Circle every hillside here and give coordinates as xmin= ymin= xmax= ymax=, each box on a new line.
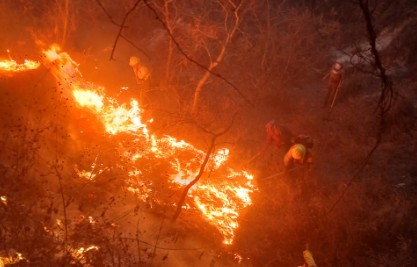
xmin=1 ymin=0 xmax=417 ymax=266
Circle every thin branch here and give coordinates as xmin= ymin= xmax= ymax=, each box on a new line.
xmin=172 ymin=113 xmax=238 ymax=220
xmin=109 ymin=0 xmax=142 ymax=60
xmin=358 ymin=0 xmax=394 ymax=116
xmin=150 ymin=206 xmax=167 ymax=267
xmin=191 ymin=0 xmax=242 ymax=113
xmin=120 ymin=34 xmax=150 ymax=59
xmin=326 ymin=0 xmax=394 ymax=216
xmin=119 ymin=237 xmax=205 ymax=251
xmin=143 ymin=0 xmax=253 ymax=107
xmin=95 ymin=0 xmax=122 ymax=26
xmin=95 ymin=0 xmax=150 ymax=59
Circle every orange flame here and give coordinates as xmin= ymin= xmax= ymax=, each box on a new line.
xmin=0 ymin=52 xmax=40 ymax=73
xmin=42 ymin=44 xmax=256 ymax=244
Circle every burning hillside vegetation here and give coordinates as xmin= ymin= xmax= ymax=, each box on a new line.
xmin=38 ymin=44 xmax=256 ymax=245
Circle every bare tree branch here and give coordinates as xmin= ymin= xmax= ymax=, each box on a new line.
xmin=109 ymin=0 xmax=142 ymax=60
xmin=172 ymin=113 xmax=238 ymax=220
xmin=191 ymin=0 xmax=243 ymax=113
xmin=95 ymin=0 xmax=122 ymax=26
xmin=143 ymin=0 xmax=253 ymax=108
xmin=95 ymin=0 xmax=150 ymax=59
xmin=326 ymin=0 xmax=395 ymax=215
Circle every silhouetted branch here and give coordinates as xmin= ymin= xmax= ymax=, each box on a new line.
xmin=143 ymin=0 xmax=253 ymax=107
xmin=358 ymin=0 xmax=394 ymax=117
xmin=326 ymin=0 xmax=395 ymax=215
xmin=109 ymin=0 xmax=142 ymax=60
xmin=120 ymin=34 xmax=150 ymax=59
xmin=172 ymin=113 xmax=238 ymax=220
xmin=95 ymin=0 xmax=150 ymax=59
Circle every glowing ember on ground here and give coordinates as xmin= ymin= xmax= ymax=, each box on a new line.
xmin=69 ymin=245 xmax=99 ymax=266
xmin=42 ymin=44 xmax=256 ymax=244
xmin=0 ymin=195 xmax=7 ymax=206
xmin=76 ymin=245 xmax=99 ymax=254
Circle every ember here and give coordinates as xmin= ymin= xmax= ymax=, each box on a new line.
xmin=42 ymin=45 xmax=256 ymax=244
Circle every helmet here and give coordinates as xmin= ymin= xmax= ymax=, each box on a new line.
xmin=129 ymin=56 xmax=140 ymax=66
xmin=333 ymin=62 xmax=343 ymax=71
xmin=291 ymin=144 xmax=306 ymax=160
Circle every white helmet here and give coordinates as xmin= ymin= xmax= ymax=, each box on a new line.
xmin=129 ymin=56 xmax=140 ymax=66
xmin=333 ymin=62 xmax=343 ymax=71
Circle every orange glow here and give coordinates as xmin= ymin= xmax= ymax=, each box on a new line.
xmin=0 ymin=195 xmax=7 ymax=206
xmin=42 ymin=44 xmax=256 ymax=244
xmin=73 ymin=87 xmax=104 ymax=112
xmin=0 ymin=55 xmax=40 ymax=72
xmin=70 ymin=245 xmax=99 ymax=265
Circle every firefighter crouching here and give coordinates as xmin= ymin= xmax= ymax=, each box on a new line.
xmin=284 ymin=135 xmax=314 ymax=171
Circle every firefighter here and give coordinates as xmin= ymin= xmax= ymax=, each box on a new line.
xmin=129 ymin=56 xmax=150 ymax=83
xmin=284 ymin=141 xmax=314 ymax=171
xmin=322 ymin=62 xmax=344 ymax=108
xmin=129 ymin=56 xmax=151 ymax=105
xmin=297 ymin=250 xmax=317 ymax=267
xmin=264 ymin=120 xmax=294 ymax=149
xmin=246 ymin=120 xmax=293 ymax=164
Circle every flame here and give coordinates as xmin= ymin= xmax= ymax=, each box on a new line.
xmin=42 ymin=44 xmax=256 ymax=244
xmin=0 ymin=251 xmax=26 ymax=265
xmin=76 ymin=245 xmax=99 ymax=254
xmin=0 ymin=52 xmax=40 ymax=73
xmin=72 ymin=88 xmax=104 ymax=111
xmin=70 ymin=245 xmax=99 ymax=266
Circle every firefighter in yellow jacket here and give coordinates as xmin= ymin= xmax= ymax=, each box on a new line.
xmin=284 ymin=141 xmax=313 ymax=171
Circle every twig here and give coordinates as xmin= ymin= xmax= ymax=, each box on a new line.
xmin=120 ymin=34 xmax=150 ymax=59
xmin=119 ymin=237 xmax=205 ymax=251
xmin=95 ymin=0 xmax=122 ymax=26
xmin=109 ymin=0 xmax=142 ymax=60
xmin=150 ymin=206 xmax=167 ymax=267
xmin=260 ymin=166 xmax=304 ymax=181
xmin=95 ymin=0 xmax=150 ymax=59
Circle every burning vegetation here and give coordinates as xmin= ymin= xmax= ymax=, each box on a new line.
xmin=41 ymin=44 xmax=256 ymax=246
xmin=1 ymin=0 xmax=417 ymax=266
xmin=0 ymin=51 xmax=40 ymax=73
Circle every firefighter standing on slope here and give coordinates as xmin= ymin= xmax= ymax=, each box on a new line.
xmin=129 ymin=56 xmax=150 ymax=105
xmin=322 ymin=62 xmax=344 ymax=108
